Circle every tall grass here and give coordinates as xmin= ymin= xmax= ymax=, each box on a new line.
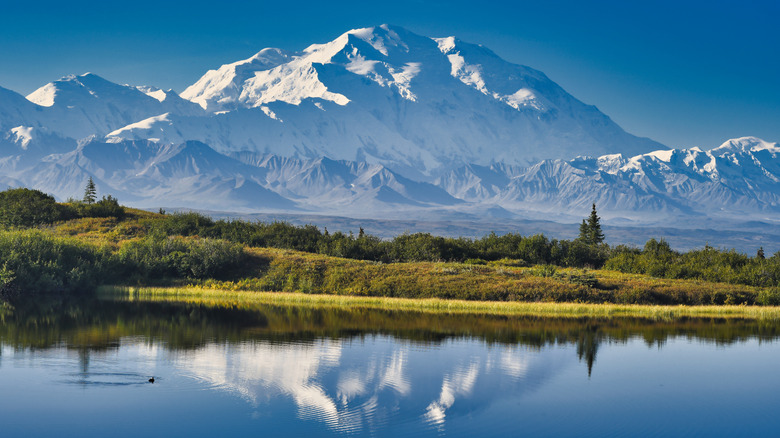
xmin=103 ymin=286 xmax=780 ymax=321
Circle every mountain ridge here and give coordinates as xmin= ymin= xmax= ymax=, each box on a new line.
xmin=0 ymin=25 xmax=777 ymax=231
xmin=107 ymin=24 xmax=665 ymax=177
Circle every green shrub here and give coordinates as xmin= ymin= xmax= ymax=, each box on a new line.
xmin=488 ymin=258 xmax=527 ymax=267
xmin=0 ymin=264 xmax=18 ymax=302
xmin=464 ymin=258 xmax=487 ymax=265
xmin=567 ymin=270 xmax=598 ymax=288
xmin=151 ymin=212 xmax=216 ymax=237
xmin=146 ymin=212 xmax=619 ymax=268
xmin=116 ymin=234 xmax=245 ymax=280
xmin=73 ymin=195 xmax=125 ymax=219
xmin=757 ymin=288 xmax=780 ymax=306
xmin=530 ymin=264 xmax=558 ymax=278
xmin=0 ymin=229 xmax=109 ymax=298
xmin=0 ymin=188 xmax=74 ymax=228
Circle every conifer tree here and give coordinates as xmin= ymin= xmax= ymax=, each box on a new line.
xmin=83 ymin=177 xmax=97 ymax=204
xmin=587 ymin=203 xmax=604 ymax=245
xmin=757 ymin=247 xmax=765 ymax=260
xmin=578 ymin=203 xmax=605 ymax=245
xmin=578 ymin=219 xmax=589 ymax=242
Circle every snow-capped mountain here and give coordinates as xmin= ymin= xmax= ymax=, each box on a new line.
xmin=0 ymin=137 xmax=460 ymax=212
xmin=438 ymin=137 xmax=780 ymax=220
xmin=2 ymin=129 xmax=778 ymax=223
xmin=109 ymin=24 xmax=664 ymax=177
xmin=0 ymin=24 xmax=777 ymax=227
xmin=0 ymin=73 xmax=203 ymax=143
xmin=24 ymin=73 xmax=205 ymax=139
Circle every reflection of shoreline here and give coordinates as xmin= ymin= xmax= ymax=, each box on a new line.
xmin=3 ymin=297 xmax=780 ymax=383
xmin=4 ymin=294 xmax=780 ymax=435
xmin=170 ymin=336 xmax=574 ymax=434
xmin=4 ymin=298 xmax=780 ymax=350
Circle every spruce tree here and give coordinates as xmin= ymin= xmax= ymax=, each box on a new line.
xmin=757 ymin=247 xmax=766 ymax=260
xmin=578 ymin=219 xmax=589 ymax=242
xmin=587 ymin=203 xmax=605 ymax=245
xmin=83 ymin=177 xmax=97 ymax=204
xmin=578 ymin=203 xmax=605 ymax=245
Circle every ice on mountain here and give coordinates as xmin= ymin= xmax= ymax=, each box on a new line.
xmin=10 ymin=126 xmax=34 ymax=149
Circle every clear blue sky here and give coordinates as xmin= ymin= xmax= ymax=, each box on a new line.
xmin=1 ymin=0 xmax=778 ymax=148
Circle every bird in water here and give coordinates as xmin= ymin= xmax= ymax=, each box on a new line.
xmin=148 ymin=377 xmax=155 ymax=383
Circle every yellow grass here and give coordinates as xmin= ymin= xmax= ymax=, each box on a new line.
xmin=101 ymin=285 xmax=780 ymax=321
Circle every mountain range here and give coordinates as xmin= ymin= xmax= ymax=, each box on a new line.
xmin=0 ymin=24 xmax=778 ymax=231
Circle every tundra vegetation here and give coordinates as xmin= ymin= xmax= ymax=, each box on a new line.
xmin=1 ymin=186 xmax=779 ymax=307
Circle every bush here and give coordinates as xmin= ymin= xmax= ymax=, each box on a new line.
xmin=151 ymin=212 xmax=216 ymax=237
xmin=566 ymin=270 xmax=598 ymax=288
xmin=0 ymin=264 xmax=18 ymax=302
xmin=530 ymin=264 xmax=558 ymax=278
xmin=488 ymin=258 xmax=527 ymax=267
xmin=0 ymin=229 xmax=109 ymax=298
xmin=116 ymin=234 xmax=246 ymax=280
xmin=147 ymin=213 xmax=619 ymax=268
xmin=757 ymin=288 xmax=780 ymax=306
xmin=73 ymin=195 xmax=125 ymax=219
xmin=464 ymin=258 xmax=487 ymax=265
xmin=0 ymin=188 xmax=74 ymax=228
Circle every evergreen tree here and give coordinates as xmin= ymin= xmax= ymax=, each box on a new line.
xmin=587 ymin=203 xmax=605 ymax=245
xmin=578 ymin=219 xmax=589 ymax=242
xmin=757 ymin=247 xmax=765 ymax=260
xmin=83 ymin=177 xmax=97 ymax=204
xmin=578 ymin=203 xmax=605 ymax=245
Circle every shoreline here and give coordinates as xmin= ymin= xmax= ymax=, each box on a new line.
xmin=100 ymin=285 xmax=780 ymax=321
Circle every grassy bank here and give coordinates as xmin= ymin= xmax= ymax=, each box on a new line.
xmin=187 ymin=246 xmax=770 ymax=306
xmin=1 ymin=203 xmax=778 ymax=307
xmin=103 ymin=285 xmax=780 ymax=320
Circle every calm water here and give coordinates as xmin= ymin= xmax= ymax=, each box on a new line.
xmin=2 ymin=297 xmax=780 ymax=437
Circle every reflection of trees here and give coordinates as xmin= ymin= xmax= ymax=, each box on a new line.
xmin=2 ymin=297 xmax=780 ymax=375
xmin=78 ymin=348 xmax=90 ymax=374
xmin=576 ymin=327 xmax=599 ymax=377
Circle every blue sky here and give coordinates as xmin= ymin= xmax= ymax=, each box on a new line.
xmin=1 ymin=0 xmax=778 ymax=148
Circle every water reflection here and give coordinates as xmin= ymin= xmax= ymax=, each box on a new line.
xmin=64 ymin=371 xmax=152 ymax=387
xmin=2 ymin=297 xmax=780 ymax=436
xmin=424 ymin=361 xmax=480 ymax=428
xmin=164 ymin=336 xmax=570 ymax=435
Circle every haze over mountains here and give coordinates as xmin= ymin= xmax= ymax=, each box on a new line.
xmin=0 ymin=24 xmax=778 ymax=231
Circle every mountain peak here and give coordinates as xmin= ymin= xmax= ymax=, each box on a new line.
xmin=9 ymin=25 xmax=668 ymax=177
xmin=344 ymin=24 xmax=410 ymax=56
xmin=180 ymin=47 xmax=295 ymax=111
xmin=249 ymin=47 xmax=294 ymax=65
xmin=26 ymin=72 xmax=126 ymax=107
xmin=136 ymin=24 xmax=669 ymax=173
xmin=712 ymin=136 xmax=779 ymax=154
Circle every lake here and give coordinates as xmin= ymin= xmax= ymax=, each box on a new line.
xmin=1 ymin=296 xmax=780 ymax=437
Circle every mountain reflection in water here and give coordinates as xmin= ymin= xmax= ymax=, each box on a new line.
xmin=1 ymin=297 xmax=780 ymax=437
